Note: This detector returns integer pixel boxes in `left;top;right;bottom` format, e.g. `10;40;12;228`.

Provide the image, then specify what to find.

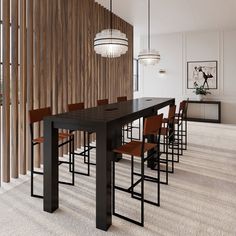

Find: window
133;58;139;92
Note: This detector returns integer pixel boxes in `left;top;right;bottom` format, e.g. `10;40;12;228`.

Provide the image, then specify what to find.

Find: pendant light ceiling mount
94;0;128;58
138;0;160;66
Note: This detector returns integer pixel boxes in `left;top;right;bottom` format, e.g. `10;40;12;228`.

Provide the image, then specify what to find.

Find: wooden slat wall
0;0;133;184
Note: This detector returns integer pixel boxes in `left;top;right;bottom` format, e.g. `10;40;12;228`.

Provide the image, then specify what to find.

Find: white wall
137;30;236;124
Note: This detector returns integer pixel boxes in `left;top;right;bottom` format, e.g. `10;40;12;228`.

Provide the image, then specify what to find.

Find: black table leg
43;120;59;213
96;124;112;231
95;123;122;230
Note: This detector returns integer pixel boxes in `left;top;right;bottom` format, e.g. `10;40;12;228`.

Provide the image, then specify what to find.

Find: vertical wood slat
67;0;72;108
62;0;68;155
39;0;46;163
57;0;63;157
33;0;41;167
77;0;82;148
104;6;108;101
71;0;77;149
98;4;103;101
71;0;77;105
91;0;96;142
52;0;58;115
2;0;10;183
87;0;91;110
19;0;27;174
11;0;19;178
82;0;87;148
40;0;46;110
0;0;2;186
46;0;52;108
26;0;34;171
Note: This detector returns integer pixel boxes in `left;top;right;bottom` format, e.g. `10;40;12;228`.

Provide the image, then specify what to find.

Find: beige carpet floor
0;122;236;236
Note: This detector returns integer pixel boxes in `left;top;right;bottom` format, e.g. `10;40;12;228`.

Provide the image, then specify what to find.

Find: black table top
45;97;174;125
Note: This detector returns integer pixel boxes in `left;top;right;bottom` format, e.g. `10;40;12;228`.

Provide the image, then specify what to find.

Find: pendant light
94;0;128;58
138;0;160;65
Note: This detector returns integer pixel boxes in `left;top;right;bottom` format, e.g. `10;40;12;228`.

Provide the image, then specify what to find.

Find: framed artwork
187;61;218;89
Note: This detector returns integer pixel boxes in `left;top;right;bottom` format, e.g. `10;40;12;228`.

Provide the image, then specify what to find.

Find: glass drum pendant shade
138;0;160;66
138;49;160;66
94;29;128;58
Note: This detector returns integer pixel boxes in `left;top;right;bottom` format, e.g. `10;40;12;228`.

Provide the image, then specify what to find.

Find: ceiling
95;0;236;36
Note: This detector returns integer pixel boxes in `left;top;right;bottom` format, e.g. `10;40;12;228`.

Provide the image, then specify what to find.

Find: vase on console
196;94;204;101
193;82;211;101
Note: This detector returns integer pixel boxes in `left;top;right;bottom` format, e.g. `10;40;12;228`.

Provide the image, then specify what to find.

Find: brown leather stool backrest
97;99;109;106
143;114;163;136
179;101;186;111
168;105;176;125
178;101;186;119
29;107;52;124
29;107;52;142
117;96;127;102
183;98;189;119
68;102;85;112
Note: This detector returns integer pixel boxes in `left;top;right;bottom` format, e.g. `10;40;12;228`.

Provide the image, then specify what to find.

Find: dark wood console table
186;100;221;123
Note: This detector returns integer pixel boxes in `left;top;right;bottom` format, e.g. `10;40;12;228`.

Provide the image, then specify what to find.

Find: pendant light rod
138;0;160;65
110;0;113;30
148;0;150;51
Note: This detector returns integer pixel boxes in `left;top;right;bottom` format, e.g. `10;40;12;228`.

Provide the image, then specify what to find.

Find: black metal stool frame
30;126;75;199
159;129;174;176
113;134;161;227
126;119;141;141
69;131;96;176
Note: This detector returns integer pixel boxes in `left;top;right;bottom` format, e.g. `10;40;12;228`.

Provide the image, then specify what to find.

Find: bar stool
75;98;109;169
182;99;189;150
164;101;186;162
112;113;163;226
69;99;108;174
160;105;176;175
117;96;141;143
81;100;109;167
29;107;74;199
176;101;187;157
68;102;95;176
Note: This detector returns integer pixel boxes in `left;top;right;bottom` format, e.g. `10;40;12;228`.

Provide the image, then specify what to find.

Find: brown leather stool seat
114;141;156;157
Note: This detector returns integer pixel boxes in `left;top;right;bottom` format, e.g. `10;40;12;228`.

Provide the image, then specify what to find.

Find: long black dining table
43;97;175;231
